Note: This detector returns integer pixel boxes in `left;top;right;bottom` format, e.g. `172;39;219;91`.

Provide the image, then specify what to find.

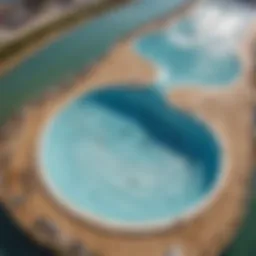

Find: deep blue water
39;86;220;225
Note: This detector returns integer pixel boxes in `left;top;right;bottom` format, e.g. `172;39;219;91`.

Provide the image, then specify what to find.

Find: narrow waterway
0;0;189;124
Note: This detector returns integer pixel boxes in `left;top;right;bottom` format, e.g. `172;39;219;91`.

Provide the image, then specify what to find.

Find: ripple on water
39;87;220;225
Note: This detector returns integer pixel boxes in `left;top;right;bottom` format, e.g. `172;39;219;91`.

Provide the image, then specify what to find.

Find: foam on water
135;1;256;93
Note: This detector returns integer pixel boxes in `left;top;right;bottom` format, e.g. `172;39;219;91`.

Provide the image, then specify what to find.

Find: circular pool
38;86;222;233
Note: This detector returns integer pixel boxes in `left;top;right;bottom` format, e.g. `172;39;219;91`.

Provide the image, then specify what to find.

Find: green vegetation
0;0;129;63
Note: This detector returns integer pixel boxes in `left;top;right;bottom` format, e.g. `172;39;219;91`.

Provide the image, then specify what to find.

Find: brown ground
0;2;256;256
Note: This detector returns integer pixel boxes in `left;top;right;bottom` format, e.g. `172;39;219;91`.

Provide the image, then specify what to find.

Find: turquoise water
135;17;242;93
39;86;220;225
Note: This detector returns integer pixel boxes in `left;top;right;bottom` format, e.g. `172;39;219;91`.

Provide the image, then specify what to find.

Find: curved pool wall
39;86;221;227
134;0;256;93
